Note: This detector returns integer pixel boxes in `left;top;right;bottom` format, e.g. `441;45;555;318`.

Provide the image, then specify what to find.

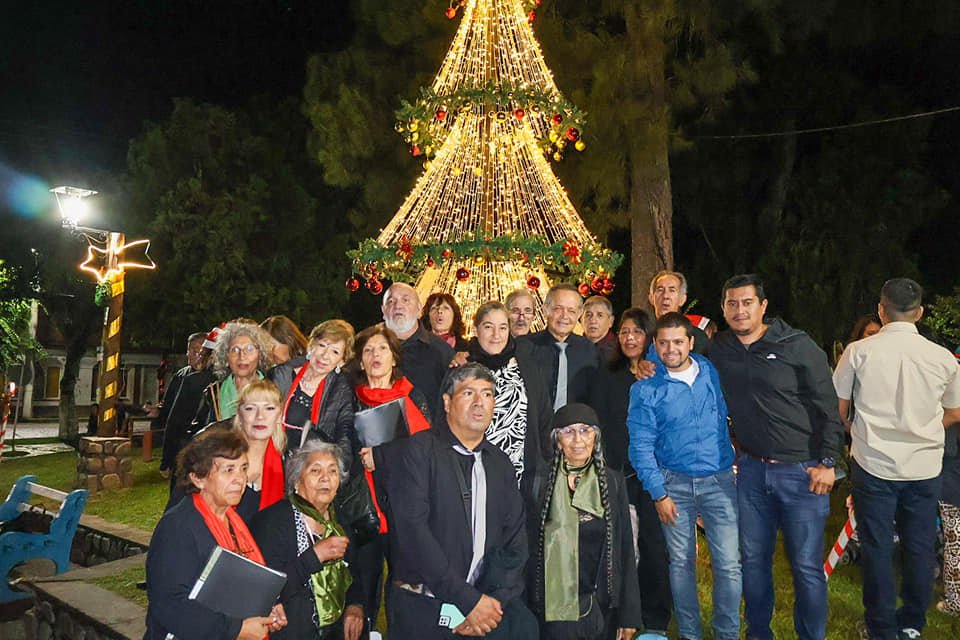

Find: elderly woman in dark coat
535;403;642;640
251;440;364;639
145;429;287;640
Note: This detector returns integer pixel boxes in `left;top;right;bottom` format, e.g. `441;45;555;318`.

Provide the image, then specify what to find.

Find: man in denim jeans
834;278;960;640
628;312;741;640
709;274;844;640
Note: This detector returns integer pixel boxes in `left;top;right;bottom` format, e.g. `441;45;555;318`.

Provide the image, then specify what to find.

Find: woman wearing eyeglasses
192;322;271;430
590;307;673;637
534;403;641;640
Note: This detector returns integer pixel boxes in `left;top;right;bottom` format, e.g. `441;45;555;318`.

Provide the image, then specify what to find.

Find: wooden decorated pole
97;232;125;436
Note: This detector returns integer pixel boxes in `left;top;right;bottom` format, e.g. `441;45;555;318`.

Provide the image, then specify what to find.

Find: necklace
563;458;592;489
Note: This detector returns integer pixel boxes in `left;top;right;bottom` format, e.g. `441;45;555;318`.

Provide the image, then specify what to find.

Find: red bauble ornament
445;7;457;19
513;108;525;120
551;113;563;125
527;10;536;23
410;144;422;156
526;276;541;290
426;258;435;268
435;108;447;121
456;267;470;282
566;127;580;142
578;283;591;297
459;0;466;5
601;278;615;295
441;248;453;259
535;0;542;5
590;276;604;293
345;277;361;293
367;279;384;295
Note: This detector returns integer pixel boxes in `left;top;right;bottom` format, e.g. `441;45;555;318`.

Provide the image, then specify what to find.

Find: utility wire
695;105;960;140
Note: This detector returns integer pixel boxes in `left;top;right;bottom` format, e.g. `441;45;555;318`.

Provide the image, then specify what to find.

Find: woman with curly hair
192;321;272;429
420;292;469;351
535;403;641;640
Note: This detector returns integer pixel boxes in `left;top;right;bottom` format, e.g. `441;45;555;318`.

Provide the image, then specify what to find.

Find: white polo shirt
834;321;960;480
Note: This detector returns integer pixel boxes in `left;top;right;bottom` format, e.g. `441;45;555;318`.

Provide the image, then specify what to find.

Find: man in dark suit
387;363;536;639
523;283;599;410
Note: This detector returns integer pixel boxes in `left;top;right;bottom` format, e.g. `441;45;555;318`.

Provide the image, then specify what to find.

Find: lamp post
51;186;155;437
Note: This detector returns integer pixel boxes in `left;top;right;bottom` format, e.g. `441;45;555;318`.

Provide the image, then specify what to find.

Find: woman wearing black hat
534;403;642;640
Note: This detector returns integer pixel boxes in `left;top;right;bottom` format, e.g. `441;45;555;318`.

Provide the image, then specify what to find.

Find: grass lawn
4;451;960;637
89;565;148;608
0;448;168;532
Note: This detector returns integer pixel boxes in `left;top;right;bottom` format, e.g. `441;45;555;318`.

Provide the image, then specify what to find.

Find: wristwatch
818;456;836;469
655;494;669;503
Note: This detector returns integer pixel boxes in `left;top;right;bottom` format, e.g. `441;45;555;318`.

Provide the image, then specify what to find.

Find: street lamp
51;186;155;437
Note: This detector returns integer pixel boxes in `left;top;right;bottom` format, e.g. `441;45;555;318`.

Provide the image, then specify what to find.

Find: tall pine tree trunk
629;7;674;306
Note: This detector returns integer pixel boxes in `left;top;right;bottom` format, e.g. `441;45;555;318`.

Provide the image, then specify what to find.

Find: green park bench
0;474;88;602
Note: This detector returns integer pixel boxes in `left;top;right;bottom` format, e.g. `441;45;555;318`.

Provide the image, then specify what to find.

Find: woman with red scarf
232;380;287;523
353;324;431;636
268;319;355;457
145;429;287;640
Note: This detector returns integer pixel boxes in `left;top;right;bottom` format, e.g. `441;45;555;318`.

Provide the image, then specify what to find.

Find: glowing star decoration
347;0;622;331
79;237;156;283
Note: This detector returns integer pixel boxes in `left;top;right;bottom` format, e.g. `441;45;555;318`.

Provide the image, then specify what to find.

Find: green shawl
290;493;353;627
543;458;605;621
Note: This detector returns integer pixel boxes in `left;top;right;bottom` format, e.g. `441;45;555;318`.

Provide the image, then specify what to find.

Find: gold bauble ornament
575;140;586;152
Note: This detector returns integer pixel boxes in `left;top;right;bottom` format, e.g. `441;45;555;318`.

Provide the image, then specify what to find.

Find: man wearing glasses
505;289;537;338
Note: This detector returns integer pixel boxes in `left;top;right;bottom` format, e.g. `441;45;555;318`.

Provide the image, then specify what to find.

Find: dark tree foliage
122;97;355;348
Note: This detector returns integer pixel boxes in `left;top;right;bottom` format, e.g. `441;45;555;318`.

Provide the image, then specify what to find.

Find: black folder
354;398;405;447
188;546;287;619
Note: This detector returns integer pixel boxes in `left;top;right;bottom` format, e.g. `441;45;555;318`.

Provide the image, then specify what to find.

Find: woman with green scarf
535;403;642;640
192;321;269;429
251;440;364;640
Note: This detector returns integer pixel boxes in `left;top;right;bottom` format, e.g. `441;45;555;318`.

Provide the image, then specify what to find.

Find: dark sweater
267;364;356;459
144;497;244;640
250;498;364;639
708;318;844;462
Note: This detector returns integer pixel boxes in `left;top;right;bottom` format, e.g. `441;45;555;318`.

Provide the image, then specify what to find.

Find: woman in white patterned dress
467;301;554;510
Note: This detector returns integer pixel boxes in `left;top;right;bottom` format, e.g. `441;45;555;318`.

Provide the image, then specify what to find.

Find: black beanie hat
552;403;599;429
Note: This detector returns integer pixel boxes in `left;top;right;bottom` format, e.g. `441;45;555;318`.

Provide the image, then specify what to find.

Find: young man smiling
628;312;741;640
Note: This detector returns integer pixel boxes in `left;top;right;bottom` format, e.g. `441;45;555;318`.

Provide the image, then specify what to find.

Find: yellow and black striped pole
97;233;125;436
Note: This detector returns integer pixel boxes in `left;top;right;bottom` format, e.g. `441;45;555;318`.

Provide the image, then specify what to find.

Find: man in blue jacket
628;312;741;640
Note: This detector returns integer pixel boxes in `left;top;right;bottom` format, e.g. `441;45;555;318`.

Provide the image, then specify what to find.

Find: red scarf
259;439;284;511
355;376;431;533
282;365;328;434
192;492;266;565
354;376;431;435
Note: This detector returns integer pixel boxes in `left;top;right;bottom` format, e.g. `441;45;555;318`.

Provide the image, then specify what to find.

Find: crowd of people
143;273;960;640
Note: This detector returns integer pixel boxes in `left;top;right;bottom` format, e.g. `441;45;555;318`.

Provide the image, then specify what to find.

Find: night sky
0;1;350;178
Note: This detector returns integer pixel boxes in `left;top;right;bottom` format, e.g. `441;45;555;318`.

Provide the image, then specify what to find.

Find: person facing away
386;363;537;640
628;312;740;640
833;277;960;640
708;273;844;640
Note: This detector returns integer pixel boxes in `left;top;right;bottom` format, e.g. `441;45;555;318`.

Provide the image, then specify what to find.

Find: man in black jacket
158;332;207;476
387;363;536;639
382;282;454;417
708;274;843;640
524;283;599;410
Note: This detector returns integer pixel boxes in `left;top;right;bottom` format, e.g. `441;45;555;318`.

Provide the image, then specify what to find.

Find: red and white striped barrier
824;511;858;579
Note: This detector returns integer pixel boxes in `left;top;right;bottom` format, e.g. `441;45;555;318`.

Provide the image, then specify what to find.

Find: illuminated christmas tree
348;0;622;327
